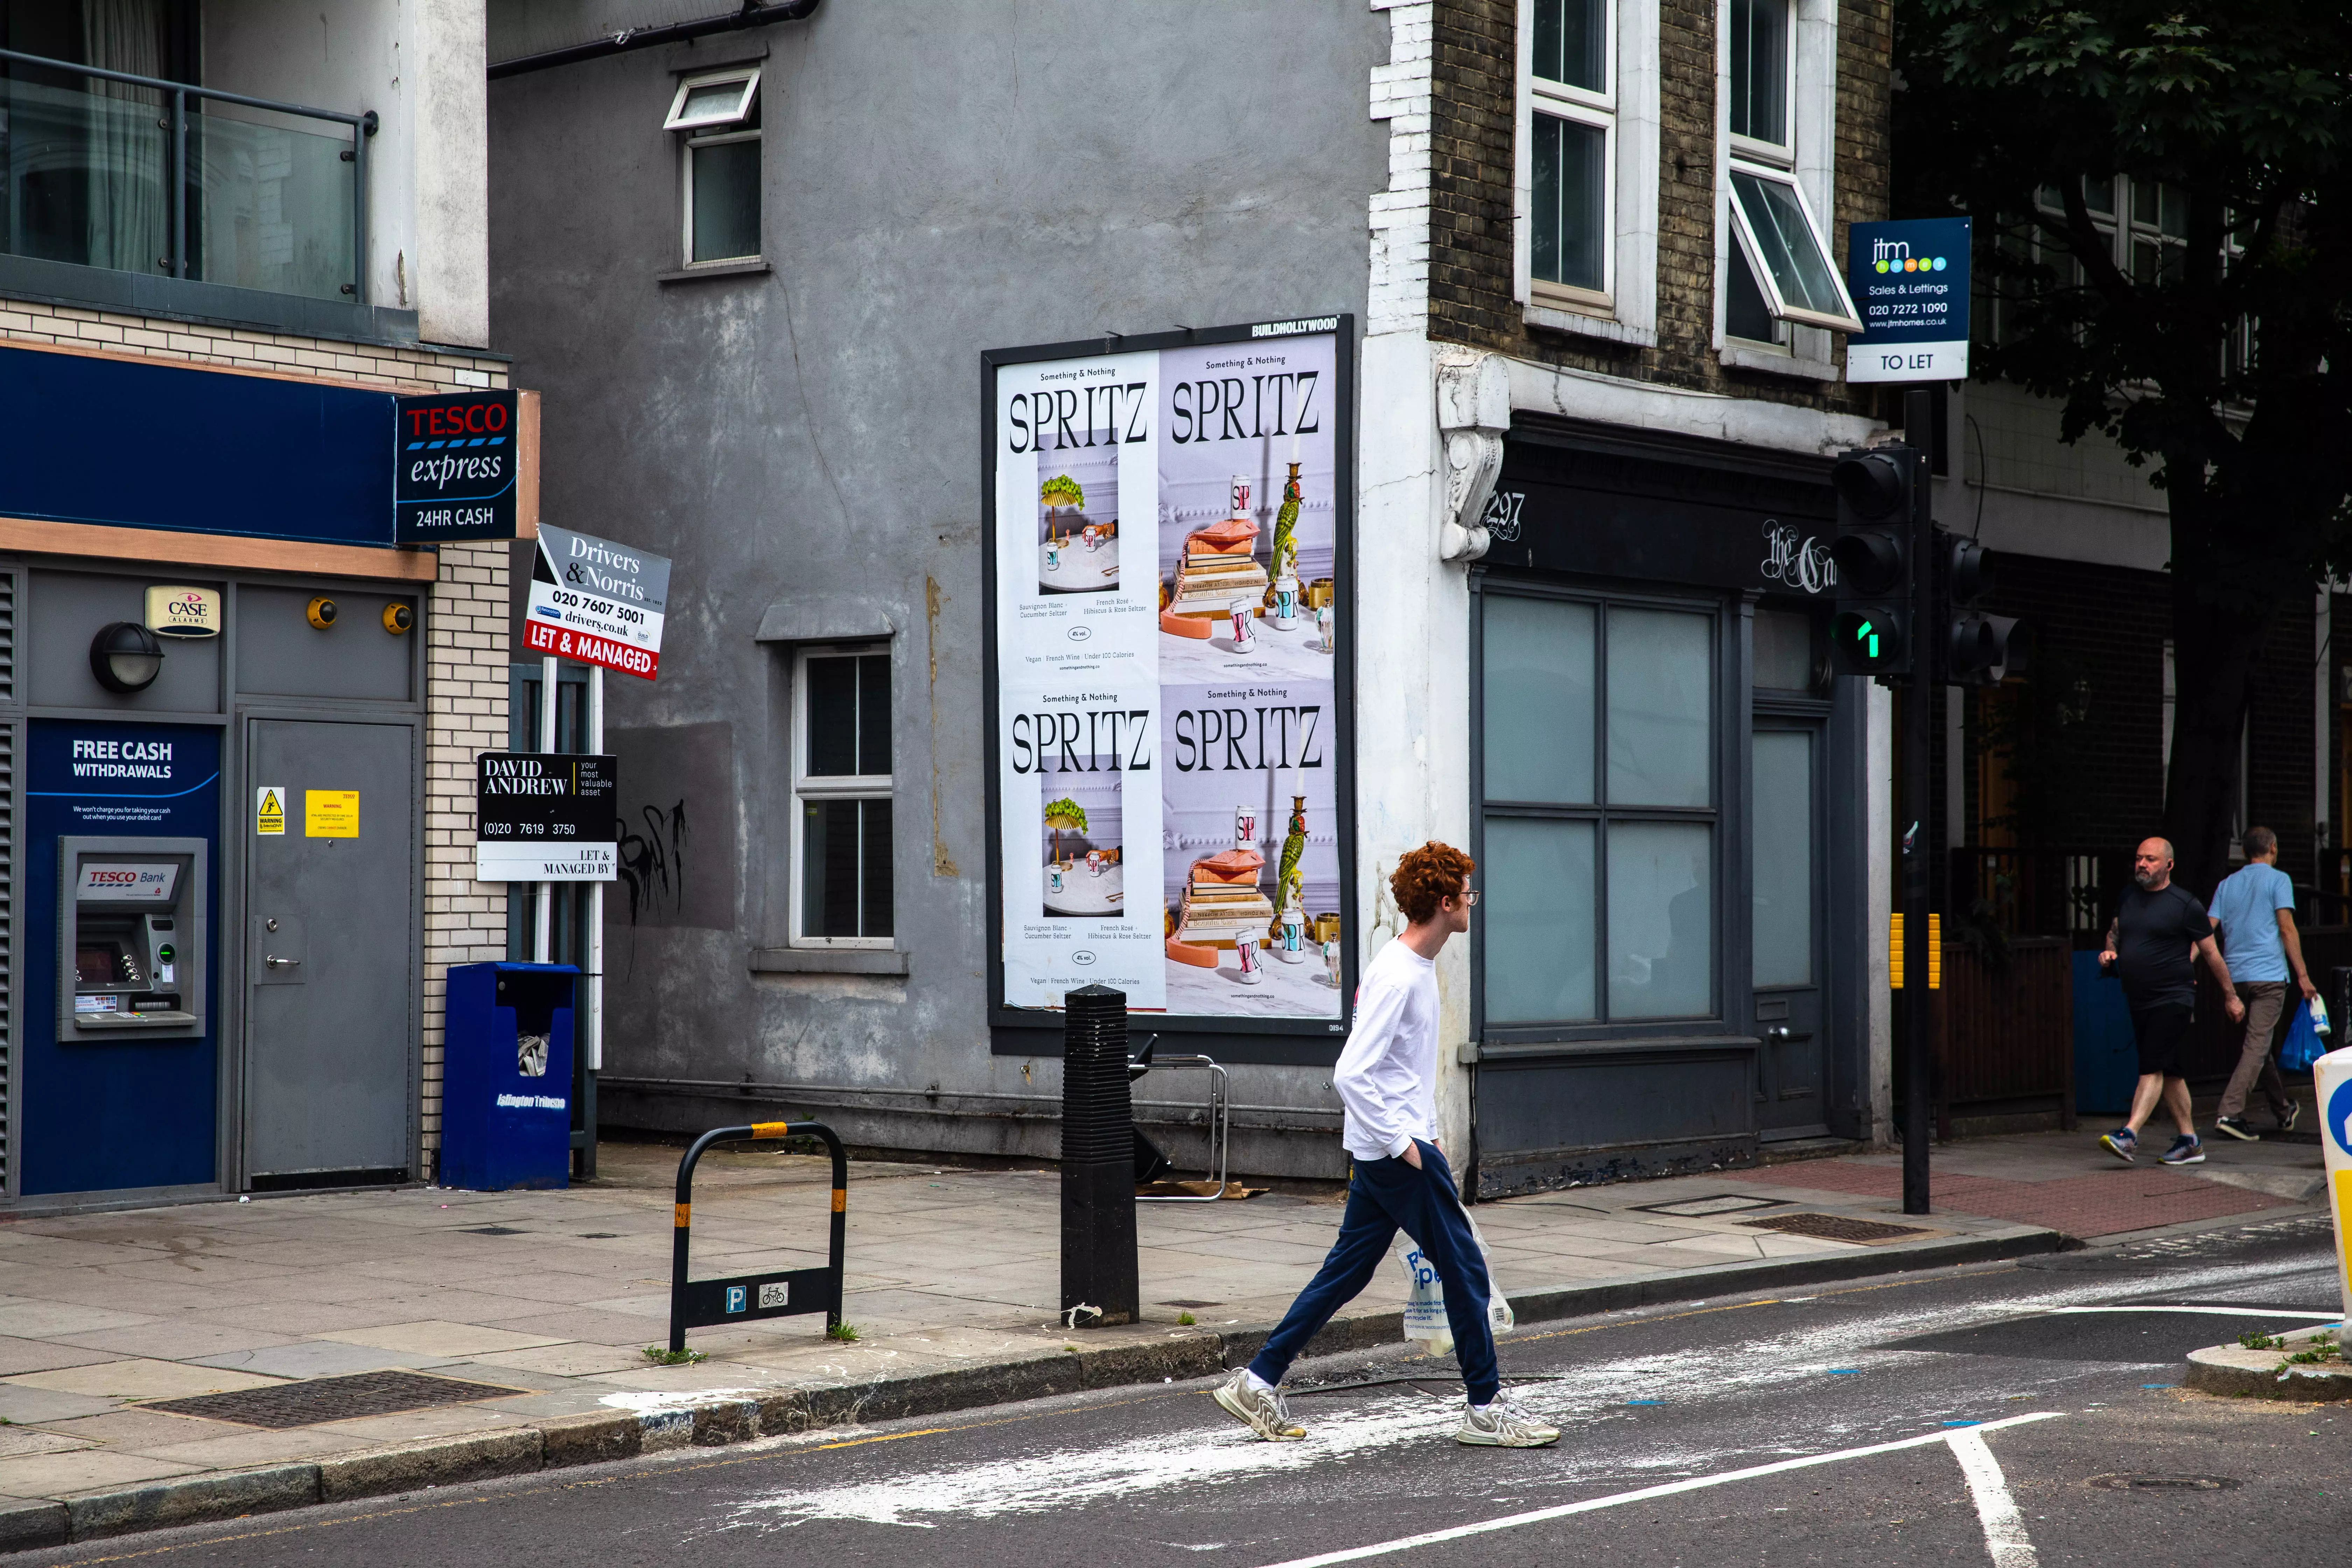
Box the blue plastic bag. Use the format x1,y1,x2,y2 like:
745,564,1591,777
2279,998,2326,1073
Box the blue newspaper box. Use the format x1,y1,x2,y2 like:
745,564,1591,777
442,962,576,1190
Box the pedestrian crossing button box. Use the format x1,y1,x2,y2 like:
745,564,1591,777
57,836,207,1038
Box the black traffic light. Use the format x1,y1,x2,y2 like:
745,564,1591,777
1828,447,1924,678
1935,530,2017,685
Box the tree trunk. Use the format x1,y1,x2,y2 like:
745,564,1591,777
2161,492,2276,902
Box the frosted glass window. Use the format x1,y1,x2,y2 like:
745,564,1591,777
1753,608,1815,690
1608,822,1712,1017
1751,730,1813,986
1483,596,1595,803
1483,819,1597,1023
1606,608,1712,806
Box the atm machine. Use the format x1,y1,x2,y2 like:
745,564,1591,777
56,839,207,1038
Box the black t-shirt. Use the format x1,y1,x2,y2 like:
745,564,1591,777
2112,882,2214,1009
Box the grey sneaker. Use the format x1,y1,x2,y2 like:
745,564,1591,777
2099,1128,2137,1163
1455,1392,1561,1448
2162,1134,2205,1165
1213,1370,1304,1441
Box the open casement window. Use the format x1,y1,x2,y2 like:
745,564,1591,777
664,67,761,131
1525,0,1617,306
1727,166,1858,334
792,646,894,947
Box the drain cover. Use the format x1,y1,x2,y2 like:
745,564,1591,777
1633,1194,1785,1217
1739,1212,1931,1244
2087,1474,2240,1492
145,1371,524,1429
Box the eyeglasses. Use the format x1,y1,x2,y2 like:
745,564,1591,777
1452,890,1479,906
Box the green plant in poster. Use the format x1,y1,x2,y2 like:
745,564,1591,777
1044,797,1087,867
1269,463,1302,580
1273,796,1307,926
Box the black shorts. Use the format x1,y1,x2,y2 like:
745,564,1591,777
2129,1003,2193,1078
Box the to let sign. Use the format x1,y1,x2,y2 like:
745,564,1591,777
395,390,519,542
523,524,670,681
475,752,618,882
1845,217,1972,384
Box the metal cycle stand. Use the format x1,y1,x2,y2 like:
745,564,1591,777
669,1120,846,1354
1133,1055,1231,1203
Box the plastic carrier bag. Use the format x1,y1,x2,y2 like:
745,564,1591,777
2280,997,2328,1073
1396,1211,1514,1356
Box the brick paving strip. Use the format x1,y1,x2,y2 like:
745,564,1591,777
0,1124,2317,1554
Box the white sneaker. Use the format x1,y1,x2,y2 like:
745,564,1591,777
1455,1392,1561,1448
1213,1369,1305,1441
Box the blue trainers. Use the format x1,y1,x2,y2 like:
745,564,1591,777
2099,1128,2137,1162
2162,1134,2205,1165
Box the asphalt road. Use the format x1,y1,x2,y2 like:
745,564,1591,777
32,1210,2350,1568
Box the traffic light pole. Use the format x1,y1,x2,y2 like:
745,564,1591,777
1900,387,1934,1215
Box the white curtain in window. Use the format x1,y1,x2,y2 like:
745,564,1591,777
84,0,167,274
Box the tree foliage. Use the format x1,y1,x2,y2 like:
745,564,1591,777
1893,1,2352,888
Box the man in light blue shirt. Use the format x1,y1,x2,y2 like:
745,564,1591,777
2206,826,2311,1140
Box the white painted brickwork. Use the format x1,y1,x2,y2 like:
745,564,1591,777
1368,1,1435,336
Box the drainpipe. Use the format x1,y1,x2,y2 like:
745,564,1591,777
488,0,823,80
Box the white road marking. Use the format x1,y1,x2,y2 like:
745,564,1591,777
2046,1305,2341,1320
1946,1425,2038,1567
1249,1411,2064,1568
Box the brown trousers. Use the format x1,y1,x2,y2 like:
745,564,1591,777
2218,981,2294,1122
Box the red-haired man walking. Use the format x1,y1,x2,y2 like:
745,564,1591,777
1213,841,1558,1447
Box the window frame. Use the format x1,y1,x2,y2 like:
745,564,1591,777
789,642,895,950
1726,0,1796,165
1513,0,1662,346
664,66,762,132
1472,581,1728,1039
1525,0,1618,310
1714,0,1858,366
1724,162,1863,334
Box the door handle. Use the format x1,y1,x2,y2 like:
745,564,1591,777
264,955,301,969
1764,1026,1813,1042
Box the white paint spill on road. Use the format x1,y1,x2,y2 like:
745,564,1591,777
723,1392,1466,1530
1946,1424,2038,1567
598,1388,762,1414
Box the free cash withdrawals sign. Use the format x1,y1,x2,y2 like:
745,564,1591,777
475,753,617,882
1845,217,1972,383
524,524,670,680
983,318,1353,1035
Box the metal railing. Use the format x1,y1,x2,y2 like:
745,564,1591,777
0,47,374,305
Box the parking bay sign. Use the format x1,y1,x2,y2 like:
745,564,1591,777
475,752,618,882
524,524,669,681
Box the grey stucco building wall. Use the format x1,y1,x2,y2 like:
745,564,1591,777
487,2,1391,1171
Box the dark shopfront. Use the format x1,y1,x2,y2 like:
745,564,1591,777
1465,422,1873,1198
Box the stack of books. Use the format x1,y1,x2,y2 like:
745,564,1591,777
1168,516,1267,621
1174,848,1274,947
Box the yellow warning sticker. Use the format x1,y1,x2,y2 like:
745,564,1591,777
255,786,286,836
305,790,359,838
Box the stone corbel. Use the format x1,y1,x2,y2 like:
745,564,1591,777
1435,349,1511,562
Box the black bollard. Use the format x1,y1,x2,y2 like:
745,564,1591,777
1060,984,1139,1326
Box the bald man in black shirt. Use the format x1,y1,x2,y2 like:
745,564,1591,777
2096,837,2243,1165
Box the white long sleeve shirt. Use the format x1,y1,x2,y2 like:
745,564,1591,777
1334,936,1439,1160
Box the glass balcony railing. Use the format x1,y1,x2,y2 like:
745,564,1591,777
0,48,373,307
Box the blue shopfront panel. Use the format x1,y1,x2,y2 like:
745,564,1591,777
23,721,222,1195
0,346,394,548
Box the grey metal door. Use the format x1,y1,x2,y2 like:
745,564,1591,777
1752,721,1828,1137
244,720,415,1184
